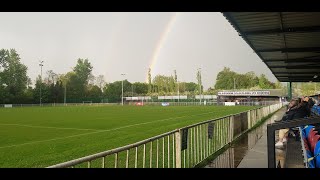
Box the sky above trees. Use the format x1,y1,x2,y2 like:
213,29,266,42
0,12,277,89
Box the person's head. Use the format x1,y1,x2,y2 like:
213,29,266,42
288,99,298,108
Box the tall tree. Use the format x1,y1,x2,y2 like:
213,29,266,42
52,80,64,103
214,67,276,90
174,69,178,93
132,82,148,95
46,70,57,85
196,69,202,93
88,74,95,86
86,85,102,98
58,73,72,103
245,71,259,88
275,81,283,89
73,58,93,85
152,75,176,94
293,82,320,97
214,67,237,90
63,71,79,99
70,58,93,98
33,75,51,103
0,49,9,69
148,68,152,93
27,78,32,88
258,74,275,89
184,82,198,92
0,84,7,104
0,49,29,103
96,75,106,91
23,86,34,104
104,80,132,103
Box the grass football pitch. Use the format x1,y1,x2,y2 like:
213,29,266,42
0,105,256,167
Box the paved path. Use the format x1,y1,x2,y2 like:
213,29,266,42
237,108,286,168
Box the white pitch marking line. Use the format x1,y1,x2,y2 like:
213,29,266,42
0,123,102,132
0,111,215,149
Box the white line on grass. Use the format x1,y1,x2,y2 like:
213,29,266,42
0,111,215,149
0,123,101,132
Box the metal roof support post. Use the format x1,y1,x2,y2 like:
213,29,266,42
287,82,292,100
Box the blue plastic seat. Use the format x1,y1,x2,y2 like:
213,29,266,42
306,150,316,168
314,141,320,168
301,127,307,138
308,131,320,153
304,125,315,139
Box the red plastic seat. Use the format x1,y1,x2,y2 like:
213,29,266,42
308,130,317,152
304,138,311,151
308,130,317,142
308,132,320,153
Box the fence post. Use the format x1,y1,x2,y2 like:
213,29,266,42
230,116,234,142
175,129,182,168
247,110,251,129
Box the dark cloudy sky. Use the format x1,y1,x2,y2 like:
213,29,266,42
0,12,276,89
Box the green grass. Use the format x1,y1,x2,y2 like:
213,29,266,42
0,105,256,167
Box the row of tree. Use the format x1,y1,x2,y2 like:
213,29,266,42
292,82,320,97
214,67,281,90
0,48,286,104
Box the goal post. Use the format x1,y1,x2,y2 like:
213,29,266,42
4,104,13,108
82,101,93,105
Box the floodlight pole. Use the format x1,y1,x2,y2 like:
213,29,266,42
39,61,44,106
178,81,180,102
198,68,202,105
121,73,126,106
64,83,66,105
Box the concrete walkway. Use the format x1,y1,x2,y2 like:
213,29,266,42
237,108,286,168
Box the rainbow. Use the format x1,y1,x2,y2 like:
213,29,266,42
145,12,178,82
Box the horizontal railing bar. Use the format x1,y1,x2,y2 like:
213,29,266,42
180,106,266,130
47,130,178,168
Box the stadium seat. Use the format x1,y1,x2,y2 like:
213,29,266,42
306,149,316,168
308,130,317,141
314,141,320,168
304,125,315,139
303,138,311,153
307,130,316,142
301,127,307,139
308,133,320,153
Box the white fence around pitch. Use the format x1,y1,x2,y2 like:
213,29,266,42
0,101,281,108
47,102,283,168
129,101,279,107
132,102,217,106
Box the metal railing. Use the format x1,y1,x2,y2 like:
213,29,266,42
267,117,320,168
299,127,309,168
48,103,283,168
206,120,266,168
